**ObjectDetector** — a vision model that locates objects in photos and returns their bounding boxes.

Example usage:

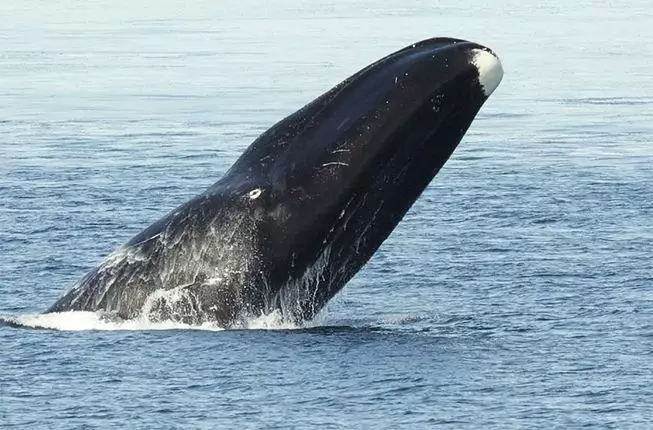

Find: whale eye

[248,188,262,199]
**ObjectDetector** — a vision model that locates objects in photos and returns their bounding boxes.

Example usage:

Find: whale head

[214,37,504,321]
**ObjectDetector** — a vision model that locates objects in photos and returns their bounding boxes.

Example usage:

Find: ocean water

[1,0,652,428]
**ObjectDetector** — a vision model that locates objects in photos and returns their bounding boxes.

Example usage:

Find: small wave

[378,314,430,325]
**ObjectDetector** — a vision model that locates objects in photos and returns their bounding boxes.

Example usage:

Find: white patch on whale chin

[248,188,262,199]
[471,49,504,97]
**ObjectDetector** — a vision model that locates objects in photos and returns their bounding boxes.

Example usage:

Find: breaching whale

[47,38,504,327]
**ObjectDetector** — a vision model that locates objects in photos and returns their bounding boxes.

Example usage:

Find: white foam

[471,49,504,96]
[3,311,225,331]
[2,310,310,332]
[243,310,303,330]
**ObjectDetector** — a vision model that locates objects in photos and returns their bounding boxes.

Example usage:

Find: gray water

[1,0,652,428]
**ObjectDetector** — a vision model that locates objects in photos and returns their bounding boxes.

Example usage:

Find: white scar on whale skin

[471,49,504,97]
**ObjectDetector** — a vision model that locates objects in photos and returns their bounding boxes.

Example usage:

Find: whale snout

[470,48,504,96]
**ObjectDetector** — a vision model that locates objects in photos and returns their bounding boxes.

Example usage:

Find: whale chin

[470,48,503,96]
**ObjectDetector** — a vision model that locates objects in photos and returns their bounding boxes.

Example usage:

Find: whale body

[47,38,504,327]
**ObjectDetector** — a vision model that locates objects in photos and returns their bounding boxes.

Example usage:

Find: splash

[0,309,307,332]
[1,311,224,331]
[243,309,304,330]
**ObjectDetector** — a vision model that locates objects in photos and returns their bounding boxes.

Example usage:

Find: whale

[47,37,504,327]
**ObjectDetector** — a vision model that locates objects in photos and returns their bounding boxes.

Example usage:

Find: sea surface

[1,0,651,428]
